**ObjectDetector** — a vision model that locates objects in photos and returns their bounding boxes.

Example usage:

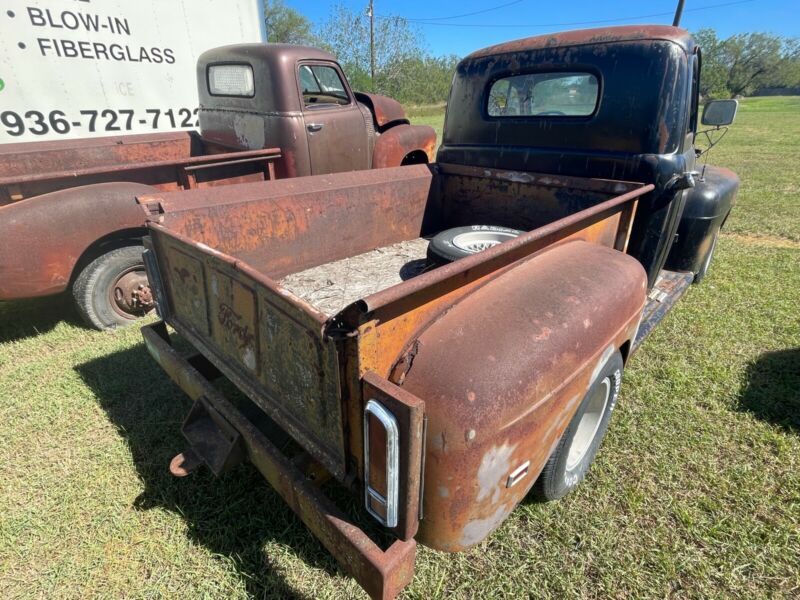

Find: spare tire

[427,225,523,265]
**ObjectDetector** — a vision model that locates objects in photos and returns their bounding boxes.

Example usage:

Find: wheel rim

[565,377,611,471]
[108,265,154,320]
[451,231,519,253]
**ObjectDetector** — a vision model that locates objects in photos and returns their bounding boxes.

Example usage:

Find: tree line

[264,1,800,104]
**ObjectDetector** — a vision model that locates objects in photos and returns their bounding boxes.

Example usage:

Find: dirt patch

[722,232,800,249]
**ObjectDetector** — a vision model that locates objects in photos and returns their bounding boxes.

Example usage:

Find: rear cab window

[298,64,351,109]
[487,72,600,117]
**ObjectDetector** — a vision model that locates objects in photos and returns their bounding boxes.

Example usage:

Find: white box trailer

[0,0,264,143]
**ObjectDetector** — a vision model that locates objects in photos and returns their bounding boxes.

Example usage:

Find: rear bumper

[142,321,416,600]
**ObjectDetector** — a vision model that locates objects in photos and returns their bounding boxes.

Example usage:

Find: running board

[633,269,694,351]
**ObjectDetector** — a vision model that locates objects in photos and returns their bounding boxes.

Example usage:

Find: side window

[299,64,350,108]
[487,72,599,117]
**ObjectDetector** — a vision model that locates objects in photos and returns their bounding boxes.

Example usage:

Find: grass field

[1,97,798,599]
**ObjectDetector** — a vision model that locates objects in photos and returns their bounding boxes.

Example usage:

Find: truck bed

[143,164,651,480]
[279,238,430,315]
[0,131,281,204]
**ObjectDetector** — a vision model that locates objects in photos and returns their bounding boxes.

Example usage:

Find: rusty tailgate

[146,223,346,479]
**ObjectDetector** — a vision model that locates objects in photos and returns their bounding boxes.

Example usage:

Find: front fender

[372,124,437,168]
[665,165,739,273]
[399,240,646,551]
[0,182,156,299]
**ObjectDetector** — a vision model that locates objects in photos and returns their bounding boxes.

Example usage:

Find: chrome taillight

[363,399,399,528]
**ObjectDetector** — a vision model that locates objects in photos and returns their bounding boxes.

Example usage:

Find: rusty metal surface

[0,131,192,183]
[147,222,346,479]
[0,129,281,203]
[198,44,370,177]
[145,165,437,281]
[143,163,647,504]
[197,44,340,115]
[467,25,693,58]
[372,124,437,168]
[141,323,417,600]
[335,182,647,488]
[398,240,646,551]
[0,182,156,299]
[355,92,408,129]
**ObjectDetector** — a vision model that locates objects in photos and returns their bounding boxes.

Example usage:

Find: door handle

[306,123,323,132]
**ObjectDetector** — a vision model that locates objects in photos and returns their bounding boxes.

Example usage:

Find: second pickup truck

[0,44,435,329]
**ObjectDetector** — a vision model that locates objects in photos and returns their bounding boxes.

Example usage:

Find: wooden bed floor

[279,237,432,315]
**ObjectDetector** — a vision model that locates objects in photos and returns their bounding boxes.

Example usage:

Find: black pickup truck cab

[440,25,738,288]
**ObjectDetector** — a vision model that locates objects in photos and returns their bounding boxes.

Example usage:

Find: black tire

[533,350,624,501]
[693,227,719,284]
[427,225,523,265]
[72,245,151,331]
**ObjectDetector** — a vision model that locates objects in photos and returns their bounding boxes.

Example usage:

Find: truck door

[298,62,370,175]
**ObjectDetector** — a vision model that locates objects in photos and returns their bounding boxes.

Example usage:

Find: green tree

[696,29,800,98]
[317,5,423,93]
[694,29,729,98]
[263,0,317,45]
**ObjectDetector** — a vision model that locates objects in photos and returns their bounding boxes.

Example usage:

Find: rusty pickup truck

[140,25,739,599]
[0,44,435,330]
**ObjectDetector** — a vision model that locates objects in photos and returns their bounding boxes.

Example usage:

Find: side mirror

[702,99,738,127]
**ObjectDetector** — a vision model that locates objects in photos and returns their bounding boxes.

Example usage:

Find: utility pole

[368,0,376,88]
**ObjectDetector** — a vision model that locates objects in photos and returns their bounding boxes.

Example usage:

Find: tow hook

[169,449,203,477]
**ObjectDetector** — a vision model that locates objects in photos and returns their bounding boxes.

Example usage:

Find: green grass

[1,97,799,598]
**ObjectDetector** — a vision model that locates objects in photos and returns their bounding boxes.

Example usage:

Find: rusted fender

[355,92,408,129]
[0,182,156,300]
[398,240,646,552]
[372,124,437,168]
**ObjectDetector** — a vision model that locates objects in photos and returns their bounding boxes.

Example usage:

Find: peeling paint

[476,443,515,502]
[461,504,510,547]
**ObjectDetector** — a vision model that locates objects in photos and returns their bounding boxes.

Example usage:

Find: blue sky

[288,0,799,57]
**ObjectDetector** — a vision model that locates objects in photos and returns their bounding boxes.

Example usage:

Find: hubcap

[452,230,519,253]
[565,377,611,471]
[109,266,154,319]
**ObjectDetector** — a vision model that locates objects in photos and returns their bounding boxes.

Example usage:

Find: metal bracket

[142,247,169,319]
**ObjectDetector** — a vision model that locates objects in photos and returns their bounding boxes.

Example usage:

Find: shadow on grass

[738,348,800,433]
[75,342,341,599]
[0,294,84,343]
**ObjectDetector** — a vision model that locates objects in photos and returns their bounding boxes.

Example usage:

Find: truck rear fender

[0,182,157,299]
[372,124,437,168]
[397,240,647,551]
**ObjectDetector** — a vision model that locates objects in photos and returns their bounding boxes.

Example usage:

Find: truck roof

[467,24,693,58]
[199,43,337,65]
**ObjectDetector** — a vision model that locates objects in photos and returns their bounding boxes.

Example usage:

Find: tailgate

[144,223,346,479]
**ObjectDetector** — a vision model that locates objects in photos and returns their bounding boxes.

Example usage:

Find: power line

[391,0,525,22]
[377,0,755,29]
